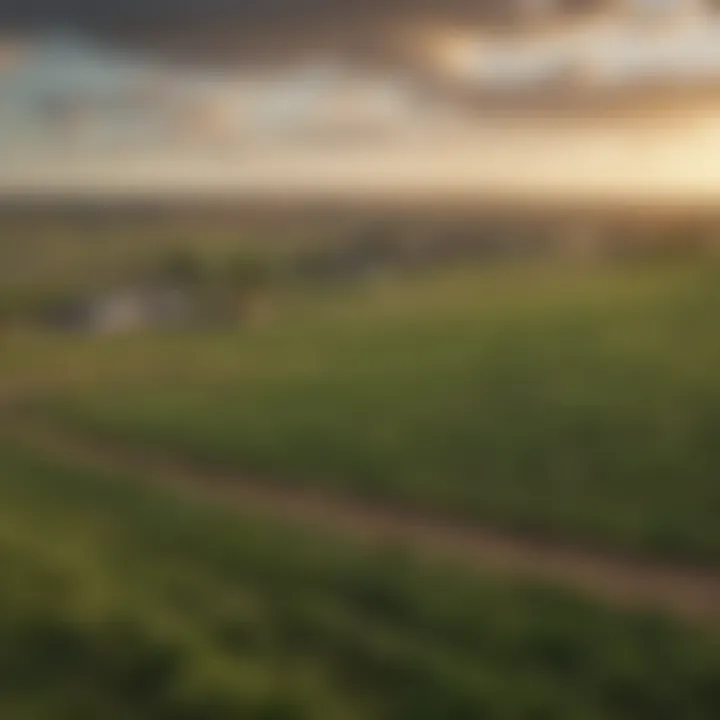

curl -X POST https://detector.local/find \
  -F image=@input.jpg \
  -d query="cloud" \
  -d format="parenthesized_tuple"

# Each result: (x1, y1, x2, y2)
(0, 2, 596, 44)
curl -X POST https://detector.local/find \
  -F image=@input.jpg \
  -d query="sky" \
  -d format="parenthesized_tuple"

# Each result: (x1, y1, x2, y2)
(4, 0, 720, 202)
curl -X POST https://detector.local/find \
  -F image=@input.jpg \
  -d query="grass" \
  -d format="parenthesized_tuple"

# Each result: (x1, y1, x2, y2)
(3, 220, 720, 717)
(9, 259, 720, 562)
(0, 438, 718, 719)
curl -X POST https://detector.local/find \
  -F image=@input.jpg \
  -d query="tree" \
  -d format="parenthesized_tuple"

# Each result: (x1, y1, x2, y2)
(156, 249, 208, 288)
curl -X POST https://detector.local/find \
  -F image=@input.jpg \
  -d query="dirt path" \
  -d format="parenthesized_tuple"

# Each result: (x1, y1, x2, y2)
(8, 421, 720, 624)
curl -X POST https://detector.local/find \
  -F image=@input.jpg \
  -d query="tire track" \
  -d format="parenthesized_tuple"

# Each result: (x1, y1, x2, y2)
(8, 421, 720, 624)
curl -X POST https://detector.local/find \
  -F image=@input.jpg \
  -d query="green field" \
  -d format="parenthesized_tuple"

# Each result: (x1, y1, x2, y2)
(1, 439, 719, 720)
(12, 260, 720, 562)
(4, 217, 720, 718)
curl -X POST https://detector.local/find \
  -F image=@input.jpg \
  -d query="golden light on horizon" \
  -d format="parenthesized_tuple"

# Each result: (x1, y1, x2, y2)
(7, 111, 720, 203)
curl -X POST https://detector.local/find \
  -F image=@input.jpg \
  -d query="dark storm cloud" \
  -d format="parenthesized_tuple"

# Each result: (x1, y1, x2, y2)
(0, 1, 601, 65)
(0, 1, 494, 26)
(0, 1, 603, 34)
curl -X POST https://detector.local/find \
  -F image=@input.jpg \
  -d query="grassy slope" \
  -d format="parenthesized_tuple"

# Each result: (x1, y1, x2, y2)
(0, 439, 719, 720)
(12, 261, 720, 562)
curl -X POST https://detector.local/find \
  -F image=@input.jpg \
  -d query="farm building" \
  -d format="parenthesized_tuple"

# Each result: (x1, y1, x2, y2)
(42, 286, 192, 334)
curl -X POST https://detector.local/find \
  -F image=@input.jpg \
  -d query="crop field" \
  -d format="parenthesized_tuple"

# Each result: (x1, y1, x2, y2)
(9, 260, 720, 562)
(1, 437, 719, 720)
(3, 212, 720, 718)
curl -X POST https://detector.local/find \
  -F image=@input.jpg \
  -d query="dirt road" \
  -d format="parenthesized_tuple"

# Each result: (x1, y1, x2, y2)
(7, 419, 720, 625)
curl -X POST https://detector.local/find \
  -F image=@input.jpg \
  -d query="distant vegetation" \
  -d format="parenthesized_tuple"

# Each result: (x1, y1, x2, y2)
(2, 208, 718, 331)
